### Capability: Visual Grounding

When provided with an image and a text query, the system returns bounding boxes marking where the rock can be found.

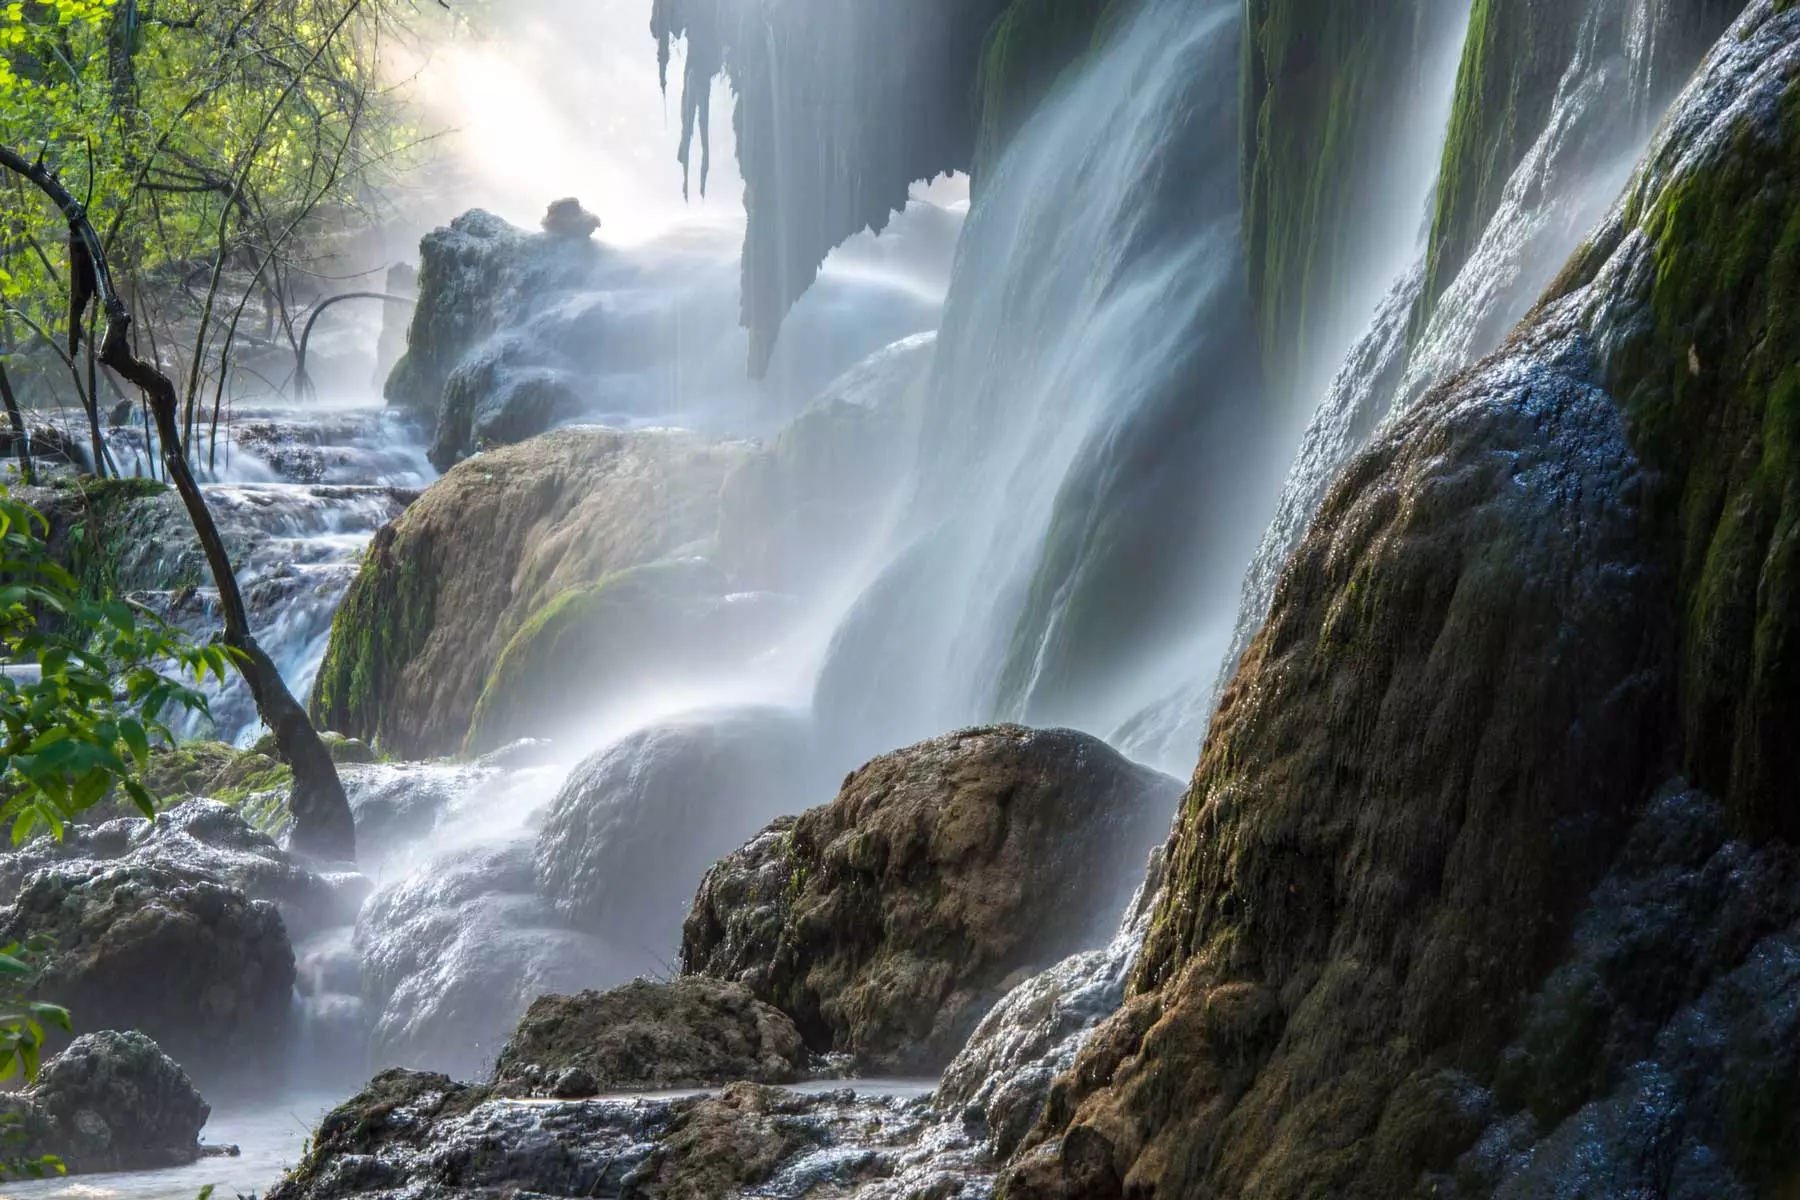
[542,198,601,238]
[466,562,799,754]
[355,841,623,1080]
[310,428,747,759]
[266,1070,934,1200]
[0,799,366,942]
[0,862,295,1084]
[26,1031,210,1173]
[534,707,828,956]
[683,725,1181,1072]
[382,210,605,445]
[1007,7,1800,1195]
[491,977,809,1096]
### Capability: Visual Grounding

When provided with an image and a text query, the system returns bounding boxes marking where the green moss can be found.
[1243,0,1438,383]
[1606,82,1800,840]
[972,0,1118,182]
[1423,0,1736,327]
[46,478,178,603]
[308,525,437,752]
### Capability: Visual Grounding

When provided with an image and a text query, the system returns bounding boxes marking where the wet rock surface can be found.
[1007,7,1800,1196]
[535,707,829,959]
[491,977,809,1096]
[356,840,623,1080]
[684,725,1180,1072]
[22,1030,211,1173]
[0,859,295,1083]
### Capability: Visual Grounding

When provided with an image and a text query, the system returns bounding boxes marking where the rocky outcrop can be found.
[265,1070,939,1200]
[491,978,810,1097]
[0,861,295,1082]
[535,708,827,959]
[683,725,1180,1072]
[310,428,746,759]
[1003,6,1800,1195]
[21,1031,211,1173]
[382,210,607,461]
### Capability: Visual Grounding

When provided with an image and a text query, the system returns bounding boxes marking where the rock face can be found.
[25,1031,210,1173]
[491,977,809,1097]
[310,428,746,759]
[383,210,608,463]
[0,861,295,1082]
[265,1070,939,1200]
[535,708,828,959]
[1005,6,1800,1195]
[683,725,1181,1072]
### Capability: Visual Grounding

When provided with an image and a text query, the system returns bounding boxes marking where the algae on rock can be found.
[1006,5,1800,1194]
[310,429,747,759]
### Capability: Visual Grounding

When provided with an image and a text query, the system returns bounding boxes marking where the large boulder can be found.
[535,707,828,961]
[0,862,295,1083]
[490,977,809,1097]
[24,1030,211,1173]
[1006,7,1800,1195]
[310,428,747,759]
[682,725,1181,1072]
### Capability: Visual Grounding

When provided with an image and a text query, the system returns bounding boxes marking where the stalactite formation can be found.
[652,0,1008,377]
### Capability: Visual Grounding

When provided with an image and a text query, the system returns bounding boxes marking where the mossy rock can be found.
[1006,9,1800,1194]
[310,428,747,759]
[465,559,742,754]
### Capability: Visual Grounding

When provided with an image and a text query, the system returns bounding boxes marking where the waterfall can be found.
[811,0,1269,772]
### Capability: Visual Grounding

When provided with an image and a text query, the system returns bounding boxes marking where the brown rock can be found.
[490,977,809,1096]
[682,725,1181,1072]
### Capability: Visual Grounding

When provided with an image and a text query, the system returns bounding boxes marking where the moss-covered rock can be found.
[464,559,795,755]
[1004,7,1800,1195]
[309,428,747,759]
[683,725,1180,1073]
[490,977,809,1097]
[1423,0,1737,319]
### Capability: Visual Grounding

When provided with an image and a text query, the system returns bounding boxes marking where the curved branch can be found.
[0,142,356,864]
[293,290,411,397]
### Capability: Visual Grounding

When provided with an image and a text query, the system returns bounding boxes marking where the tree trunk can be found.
[0,358,34,485]
[0,144,356,862]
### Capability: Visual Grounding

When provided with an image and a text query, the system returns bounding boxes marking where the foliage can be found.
[0,0,416,430]
[0,486,230,838]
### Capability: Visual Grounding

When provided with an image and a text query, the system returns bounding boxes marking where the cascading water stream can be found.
[811,0,1269,772]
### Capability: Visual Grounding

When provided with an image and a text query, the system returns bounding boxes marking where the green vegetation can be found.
[309,525,433,752]
[1241,0,1436,384]
[0,0,417,461]
[1608,81,1800,841]
[0,485,227,1174]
